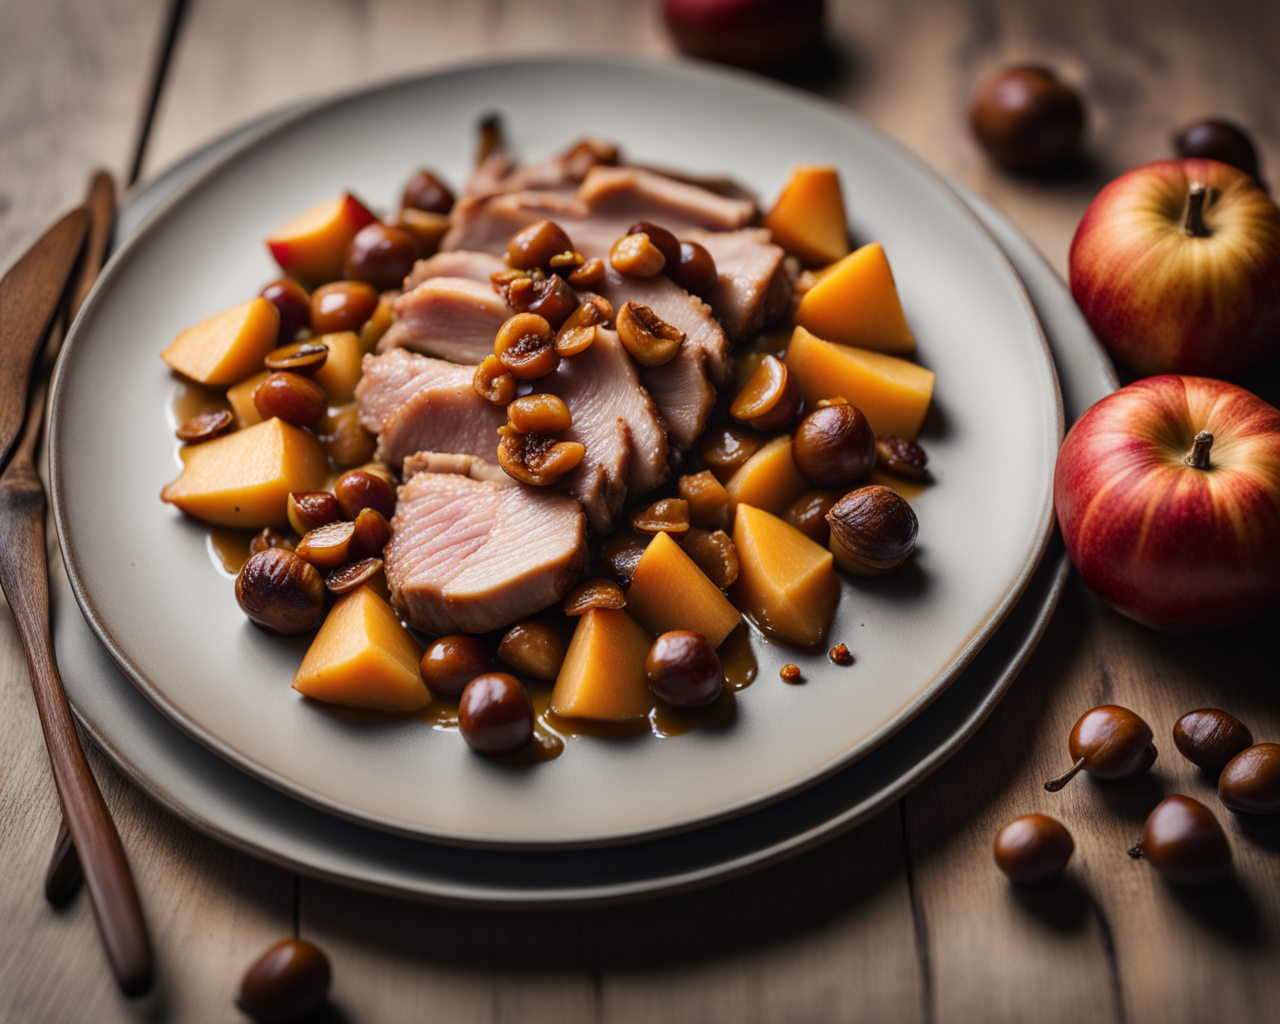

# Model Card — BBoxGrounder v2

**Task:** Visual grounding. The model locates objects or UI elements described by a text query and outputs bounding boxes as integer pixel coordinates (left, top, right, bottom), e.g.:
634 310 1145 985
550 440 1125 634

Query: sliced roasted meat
403 250 508 290
386 471 588 635
402 451 513 485
442 192 589 260
466 138 619 198
684 228 794 343
533 327 670 531
377 277 511 363
356 350 506 469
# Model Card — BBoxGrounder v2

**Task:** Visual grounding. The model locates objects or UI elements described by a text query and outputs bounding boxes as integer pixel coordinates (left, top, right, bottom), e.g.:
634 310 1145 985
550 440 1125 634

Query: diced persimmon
161 298 280 385
761 165 850 267
161 417 328 528
312 331 363 404
679 470 730 530
292 585 429 712
724 434 808 518
784 326 935 439
266 193 376 284
549 608 653 721
795 242 915 354
732 504 839 647
626 531 741 647
357 295 395 353
227 370 270 429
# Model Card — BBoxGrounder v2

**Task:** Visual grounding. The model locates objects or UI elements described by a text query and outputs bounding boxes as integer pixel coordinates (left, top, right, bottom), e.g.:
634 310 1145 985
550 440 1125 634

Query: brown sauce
171 379 231 426
866 466 930 502
208 526 256 576
717 624 758 691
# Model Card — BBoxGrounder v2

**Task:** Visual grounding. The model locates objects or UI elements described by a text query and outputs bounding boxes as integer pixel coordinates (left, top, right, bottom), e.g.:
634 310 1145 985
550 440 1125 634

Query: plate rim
50 54 1064 849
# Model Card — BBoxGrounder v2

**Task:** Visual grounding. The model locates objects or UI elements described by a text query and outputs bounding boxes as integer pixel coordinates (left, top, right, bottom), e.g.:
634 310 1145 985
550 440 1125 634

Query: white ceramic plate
51 57 1062 848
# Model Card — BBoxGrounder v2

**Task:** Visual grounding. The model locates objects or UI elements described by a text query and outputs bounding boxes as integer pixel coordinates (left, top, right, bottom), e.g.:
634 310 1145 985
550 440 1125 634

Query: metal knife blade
0 207 90 471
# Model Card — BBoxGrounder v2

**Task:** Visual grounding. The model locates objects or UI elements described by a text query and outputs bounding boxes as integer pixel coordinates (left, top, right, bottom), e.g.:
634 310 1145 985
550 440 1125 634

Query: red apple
1069 159 1280 376
266 193 376 285
662 0 824 71
1054 375 1280 632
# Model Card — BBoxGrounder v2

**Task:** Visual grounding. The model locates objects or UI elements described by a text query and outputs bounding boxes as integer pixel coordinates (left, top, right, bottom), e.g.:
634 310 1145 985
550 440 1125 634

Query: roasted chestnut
631 498 692 539
496 429 584 487
325 557 383 595
317 405 377 469
1173 708 1253 771
993 814 1074 884
611 232 667 277
600 531 649 586
287 491 341 536
459 672 535 754
334 468 396 521
1045 705 1156 791
505 273 579 330
249 528 293 556
1174 119 1260 180
681 527 739 590
260 278 311 346
264 340 328 375
473 355 517 405
1135 795 1231 885
697 425 764 483
784 490 840 544
175 409 232 443
311 280 378 335
237 938 331 1024
562 578 627 616
1218 743 1280 815
295 520 356 572
421 635 495 697
344 222 419 291
494 313 558 379
506 394 572 435
875 435 929 479
668 241 717 298
348 507 391 560
402 170 455 214
253 371 326 427
826 485 918 575
792 402 876 489
730 354 802 432
497 620 566 681
554 295 611 357
235 549 326 634
627 221 680 265
646 630 723 709
615 301 684 367
970 66 1085 170
507 220 575 271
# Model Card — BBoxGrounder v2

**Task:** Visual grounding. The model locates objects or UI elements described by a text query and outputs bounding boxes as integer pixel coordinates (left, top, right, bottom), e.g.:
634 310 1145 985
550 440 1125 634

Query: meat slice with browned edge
378 277 512 364
403 250 508 290
386 471 588 635
684 228 794 343
465 138 619 198
356 350 506 469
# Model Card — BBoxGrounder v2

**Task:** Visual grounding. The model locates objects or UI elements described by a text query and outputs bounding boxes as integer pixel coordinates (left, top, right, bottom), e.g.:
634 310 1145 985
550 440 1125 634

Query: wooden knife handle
0 459 152 996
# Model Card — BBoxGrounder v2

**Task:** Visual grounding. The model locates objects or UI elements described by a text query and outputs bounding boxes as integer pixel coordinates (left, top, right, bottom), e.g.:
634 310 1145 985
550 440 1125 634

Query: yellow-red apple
1054 375 1280 632
1069 159 1280 375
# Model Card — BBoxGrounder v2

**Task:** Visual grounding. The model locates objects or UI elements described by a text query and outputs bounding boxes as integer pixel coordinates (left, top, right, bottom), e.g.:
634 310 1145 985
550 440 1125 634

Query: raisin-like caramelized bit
631 498 691 539
496 429 585 486
616 301 684 367
175 409 233 443
875 435 929 478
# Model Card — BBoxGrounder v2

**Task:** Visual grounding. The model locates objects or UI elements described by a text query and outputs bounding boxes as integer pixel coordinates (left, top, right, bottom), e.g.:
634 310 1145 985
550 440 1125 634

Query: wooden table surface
3 1 1279 1020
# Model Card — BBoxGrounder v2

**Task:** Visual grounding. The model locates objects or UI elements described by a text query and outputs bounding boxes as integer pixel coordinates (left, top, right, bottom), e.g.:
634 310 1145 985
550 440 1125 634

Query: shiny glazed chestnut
1174 119 1261 180
993 814 1074 884
311 280 379 334
826 486 918 575
970 66 1085 170
459 672 535 754
287 491 341 536
731 354 802 432
344 222 419 290
646 630 723 709
1137 794 1231 885
237 938 331 1023
792 403 876 489
402 170 455 214
253 371 326 427
507 220 574 271
1045 705 1156 791
1218 743 1280 815
497 620 566 680
235 549 326 635
260 279 311 346
668 241 717 298
334 468 396 521
506 273 579 330
1173 708 1253 771
421 635 495 697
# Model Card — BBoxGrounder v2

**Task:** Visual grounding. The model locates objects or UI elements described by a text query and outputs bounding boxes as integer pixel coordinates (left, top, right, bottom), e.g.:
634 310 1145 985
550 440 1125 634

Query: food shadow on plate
843 555 928 602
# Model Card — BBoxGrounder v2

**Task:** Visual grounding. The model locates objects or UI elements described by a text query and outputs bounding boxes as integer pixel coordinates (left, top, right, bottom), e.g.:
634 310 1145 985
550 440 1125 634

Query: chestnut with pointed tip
1133 794 1231 885
994 814 1074 884
1173 708 1253 771
1045 705 1156 791
1218 743 1280 815
237 938 331 1023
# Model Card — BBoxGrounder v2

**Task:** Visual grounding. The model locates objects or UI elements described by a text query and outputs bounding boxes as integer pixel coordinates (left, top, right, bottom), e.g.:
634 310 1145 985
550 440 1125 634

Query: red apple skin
663 0 824 71
1055 375 1280 632
1069 159 1280 376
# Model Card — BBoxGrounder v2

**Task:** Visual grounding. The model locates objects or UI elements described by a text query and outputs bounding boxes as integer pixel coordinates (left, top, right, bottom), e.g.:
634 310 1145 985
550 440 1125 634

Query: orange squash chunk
784 326 935 439
311 331 364 404
161 297 280 386
227 369 270 429
550 608 653 721
292 585 429 712
161 417 328 528
266 192 376 284
357 295 396 353
679 470 730 530
724 434 808 518
732 504 839 647
795 242 915 354
761 165 850 267
626 531 741 647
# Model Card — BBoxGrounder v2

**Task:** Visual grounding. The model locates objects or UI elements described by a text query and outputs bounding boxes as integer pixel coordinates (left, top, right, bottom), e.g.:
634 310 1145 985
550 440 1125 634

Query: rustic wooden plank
0 1 298 1019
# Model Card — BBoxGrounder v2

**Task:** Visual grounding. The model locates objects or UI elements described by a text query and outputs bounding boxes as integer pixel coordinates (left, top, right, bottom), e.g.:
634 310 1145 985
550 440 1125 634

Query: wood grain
6 0 1280 1019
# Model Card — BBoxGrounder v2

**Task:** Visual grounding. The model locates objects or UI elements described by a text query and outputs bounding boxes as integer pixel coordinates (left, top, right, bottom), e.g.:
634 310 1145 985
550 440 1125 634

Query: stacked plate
49 58 1115 906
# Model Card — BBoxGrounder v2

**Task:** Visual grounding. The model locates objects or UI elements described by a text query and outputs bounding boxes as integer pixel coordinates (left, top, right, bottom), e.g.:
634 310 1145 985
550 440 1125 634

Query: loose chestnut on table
969 65 1085 171
1173 119 1261 181
1173 708 1253 771
237 938 331 1023
1218 743 1280 815
1133 795 1231 885
993 814 1074 885
1045 705 1156 791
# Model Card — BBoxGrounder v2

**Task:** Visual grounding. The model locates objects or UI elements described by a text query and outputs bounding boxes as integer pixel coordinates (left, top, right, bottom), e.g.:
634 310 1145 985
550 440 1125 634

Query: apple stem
1185 430 1214 470
1044 757 1086 792
1184 182 1210 237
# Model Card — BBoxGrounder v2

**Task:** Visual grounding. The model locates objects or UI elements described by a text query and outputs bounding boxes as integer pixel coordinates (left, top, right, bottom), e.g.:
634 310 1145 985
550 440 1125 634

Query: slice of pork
386 472 587 635
377 277 511 363
356 351 506 470
684 228 793 343
402 451 515 486
403 250 508 291
465 138 619 198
